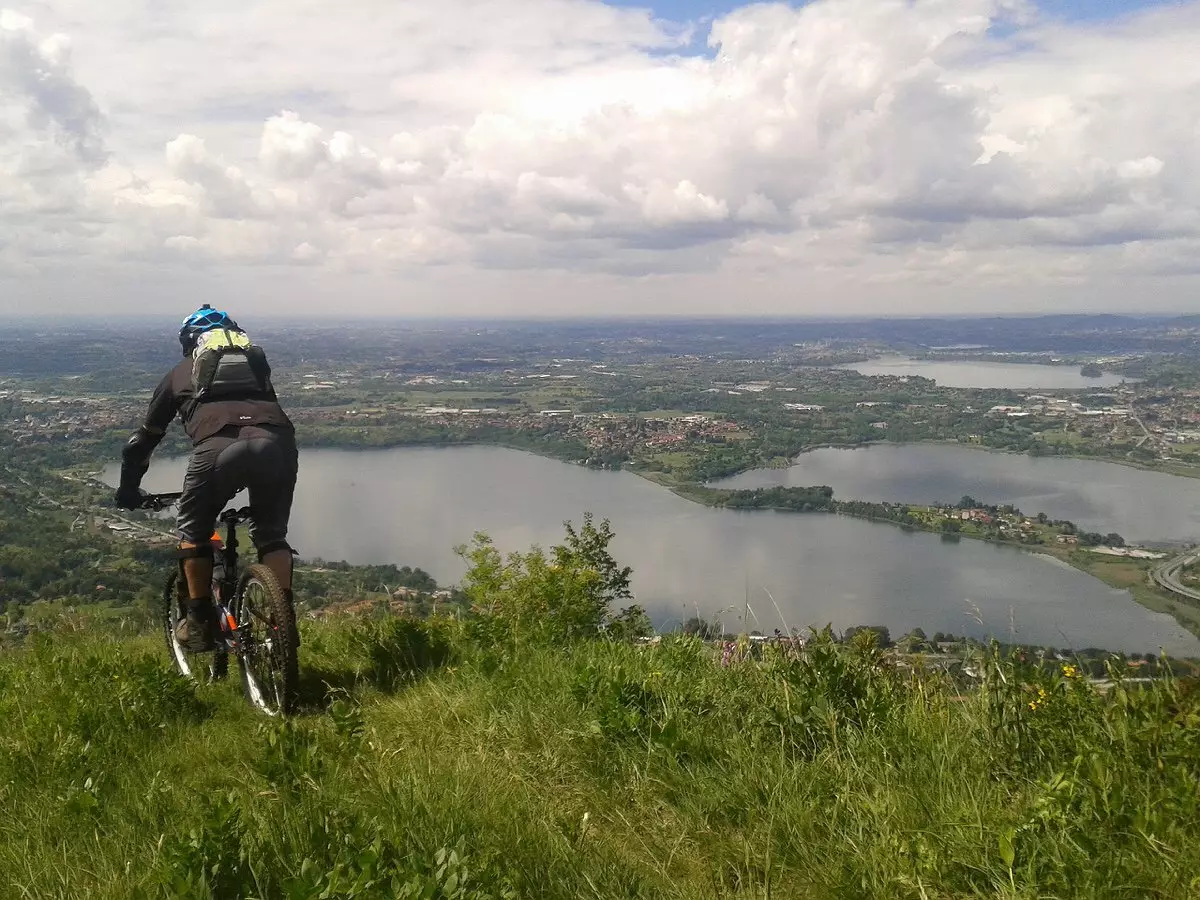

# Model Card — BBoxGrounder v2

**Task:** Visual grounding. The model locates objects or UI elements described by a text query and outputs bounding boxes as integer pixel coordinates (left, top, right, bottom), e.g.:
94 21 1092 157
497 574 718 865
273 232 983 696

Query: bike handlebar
139 492 253 524
140 492 182 511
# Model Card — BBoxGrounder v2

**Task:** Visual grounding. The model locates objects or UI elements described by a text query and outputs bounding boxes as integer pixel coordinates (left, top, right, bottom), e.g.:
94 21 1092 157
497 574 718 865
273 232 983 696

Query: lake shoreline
833 355 1138 389
901 439 1200 481
673 447 1200 639
677 483 1200 640
102 440 1200 653
296 434 1200 639
425 436 1200 641
719 438 1200 483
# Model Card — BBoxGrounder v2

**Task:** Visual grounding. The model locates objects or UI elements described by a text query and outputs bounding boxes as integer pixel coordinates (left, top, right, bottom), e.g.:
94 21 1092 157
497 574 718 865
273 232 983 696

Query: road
1150 548 1200 603
3 465 175 541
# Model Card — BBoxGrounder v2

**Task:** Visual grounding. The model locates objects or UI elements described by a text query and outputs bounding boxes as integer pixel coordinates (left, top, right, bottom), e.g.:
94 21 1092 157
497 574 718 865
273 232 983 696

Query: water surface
714 444 1200 543
837 356 1133 389
107 446 1199 654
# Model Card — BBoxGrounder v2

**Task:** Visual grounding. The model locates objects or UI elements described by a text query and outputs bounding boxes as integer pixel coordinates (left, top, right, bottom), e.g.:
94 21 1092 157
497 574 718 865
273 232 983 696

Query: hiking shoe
175 602 218 653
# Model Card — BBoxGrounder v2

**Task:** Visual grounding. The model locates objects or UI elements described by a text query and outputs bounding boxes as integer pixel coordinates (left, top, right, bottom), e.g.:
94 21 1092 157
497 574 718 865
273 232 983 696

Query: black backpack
190 327 273 400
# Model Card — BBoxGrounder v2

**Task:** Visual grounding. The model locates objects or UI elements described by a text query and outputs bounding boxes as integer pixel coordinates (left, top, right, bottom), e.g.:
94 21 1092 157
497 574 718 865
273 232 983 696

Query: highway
1150 549 1200 603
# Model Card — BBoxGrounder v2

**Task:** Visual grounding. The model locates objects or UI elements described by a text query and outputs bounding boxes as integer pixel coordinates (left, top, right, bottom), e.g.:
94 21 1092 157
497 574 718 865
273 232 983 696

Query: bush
455 513 639 646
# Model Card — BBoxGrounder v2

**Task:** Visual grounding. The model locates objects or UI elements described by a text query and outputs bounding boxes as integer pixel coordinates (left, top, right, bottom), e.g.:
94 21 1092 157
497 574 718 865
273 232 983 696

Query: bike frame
143 492 252 651
142 489 296 716
213 506 244 598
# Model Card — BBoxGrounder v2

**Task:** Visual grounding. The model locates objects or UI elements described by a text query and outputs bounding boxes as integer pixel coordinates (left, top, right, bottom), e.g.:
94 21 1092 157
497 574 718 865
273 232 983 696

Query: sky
1 0 1198 320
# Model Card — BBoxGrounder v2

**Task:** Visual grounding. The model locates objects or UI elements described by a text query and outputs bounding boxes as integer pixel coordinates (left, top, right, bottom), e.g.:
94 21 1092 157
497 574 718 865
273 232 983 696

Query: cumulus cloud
0 10 104 162
1 0 1199 316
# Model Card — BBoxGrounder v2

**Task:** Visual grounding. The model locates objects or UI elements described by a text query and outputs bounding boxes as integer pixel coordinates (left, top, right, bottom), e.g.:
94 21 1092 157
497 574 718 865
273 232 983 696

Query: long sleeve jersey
119 358 294 488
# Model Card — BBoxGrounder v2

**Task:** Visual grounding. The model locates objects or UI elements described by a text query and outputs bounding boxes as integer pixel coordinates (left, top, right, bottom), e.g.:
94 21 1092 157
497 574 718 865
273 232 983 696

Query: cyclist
115 305 299 652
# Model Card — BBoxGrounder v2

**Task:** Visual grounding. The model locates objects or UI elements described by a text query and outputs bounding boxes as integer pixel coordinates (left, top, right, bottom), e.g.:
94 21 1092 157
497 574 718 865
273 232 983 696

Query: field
2 615 1199 899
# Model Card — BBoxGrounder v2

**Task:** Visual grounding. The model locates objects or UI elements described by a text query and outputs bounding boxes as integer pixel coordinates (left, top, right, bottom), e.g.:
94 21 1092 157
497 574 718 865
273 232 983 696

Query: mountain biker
114 305 299 652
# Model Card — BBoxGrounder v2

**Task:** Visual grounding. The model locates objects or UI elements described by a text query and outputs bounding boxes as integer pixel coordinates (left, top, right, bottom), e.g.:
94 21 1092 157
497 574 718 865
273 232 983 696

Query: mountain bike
142 491 298 716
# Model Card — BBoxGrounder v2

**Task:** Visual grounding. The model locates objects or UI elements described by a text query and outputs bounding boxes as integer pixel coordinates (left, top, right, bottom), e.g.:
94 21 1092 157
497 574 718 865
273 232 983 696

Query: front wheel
232 564 298 716
161 570 228 682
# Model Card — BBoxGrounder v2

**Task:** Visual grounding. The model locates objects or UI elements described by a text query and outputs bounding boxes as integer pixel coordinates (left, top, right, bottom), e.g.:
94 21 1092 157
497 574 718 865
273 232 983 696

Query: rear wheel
232 564 297 716
161 570 228 682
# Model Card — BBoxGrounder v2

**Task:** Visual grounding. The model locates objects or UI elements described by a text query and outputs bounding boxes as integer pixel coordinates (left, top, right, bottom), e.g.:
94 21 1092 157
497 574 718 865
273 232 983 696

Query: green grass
3 618 1200 898
1037 431 1084 447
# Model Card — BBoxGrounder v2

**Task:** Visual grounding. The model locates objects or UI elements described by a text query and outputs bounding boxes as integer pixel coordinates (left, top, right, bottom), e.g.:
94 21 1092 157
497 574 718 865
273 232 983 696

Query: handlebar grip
140 492 183 510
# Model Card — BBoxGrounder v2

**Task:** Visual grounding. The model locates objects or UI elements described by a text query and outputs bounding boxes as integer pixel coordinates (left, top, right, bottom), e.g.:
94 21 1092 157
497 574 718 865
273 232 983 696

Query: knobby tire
161 570 228 682
235 564 298 716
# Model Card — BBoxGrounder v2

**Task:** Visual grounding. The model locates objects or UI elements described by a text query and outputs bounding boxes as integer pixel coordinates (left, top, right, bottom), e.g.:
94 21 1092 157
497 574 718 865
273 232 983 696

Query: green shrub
455 513 636 647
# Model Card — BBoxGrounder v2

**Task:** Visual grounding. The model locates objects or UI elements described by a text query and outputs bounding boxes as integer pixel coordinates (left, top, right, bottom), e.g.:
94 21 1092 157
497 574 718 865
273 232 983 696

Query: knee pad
256 540 296 563
177 542 215 584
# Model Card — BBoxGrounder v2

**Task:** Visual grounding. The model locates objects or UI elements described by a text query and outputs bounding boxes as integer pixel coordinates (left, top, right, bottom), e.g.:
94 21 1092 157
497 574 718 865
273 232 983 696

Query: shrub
455 513 639 646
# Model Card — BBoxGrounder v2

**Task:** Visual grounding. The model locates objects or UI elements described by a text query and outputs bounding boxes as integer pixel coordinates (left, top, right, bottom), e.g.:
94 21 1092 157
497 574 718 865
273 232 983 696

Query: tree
606 604 653 641
556 513 633 611
456 512 636 645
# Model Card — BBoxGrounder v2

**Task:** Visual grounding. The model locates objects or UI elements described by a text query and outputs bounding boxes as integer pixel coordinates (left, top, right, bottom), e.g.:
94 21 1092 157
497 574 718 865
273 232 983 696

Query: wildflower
1062 664 1079 679
720 642 736 667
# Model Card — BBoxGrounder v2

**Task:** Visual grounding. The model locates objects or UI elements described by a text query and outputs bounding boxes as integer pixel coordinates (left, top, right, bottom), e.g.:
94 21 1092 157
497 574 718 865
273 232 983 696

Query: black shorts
177 424 298 550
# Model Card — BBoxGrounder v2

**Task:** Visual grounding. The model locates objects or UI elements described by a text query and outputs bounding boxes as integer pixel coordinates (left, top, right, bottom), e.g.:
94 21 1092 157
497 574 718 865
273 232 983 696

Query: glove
115 484 146 510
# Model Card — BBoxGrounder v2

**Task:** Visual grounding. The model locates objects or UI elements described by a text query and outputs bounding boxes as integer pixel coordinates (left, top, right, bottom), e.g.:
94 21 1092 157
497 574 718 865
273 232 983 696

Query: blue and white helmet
179 304 240 352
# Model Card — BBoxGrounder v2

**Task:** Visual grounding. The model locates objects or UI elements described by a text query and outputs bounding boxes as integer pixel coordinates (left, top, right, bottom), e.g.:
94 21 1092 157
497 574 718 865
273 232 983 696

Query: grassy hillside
2 615 1199 899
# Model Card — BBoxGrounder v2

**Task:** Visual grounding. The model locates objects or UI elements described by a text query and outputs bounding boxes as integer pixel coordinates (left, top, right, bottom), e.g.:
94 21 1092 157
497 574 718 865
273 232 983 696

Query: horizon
1 309 1196 326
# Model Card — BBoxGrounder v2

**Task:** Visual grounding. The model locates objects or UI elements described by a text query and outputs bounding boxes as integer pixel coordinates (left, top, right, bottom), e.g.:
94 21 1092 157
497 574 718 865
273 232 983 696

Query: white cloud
260 112 328 180
1 0 1199 316
637 180 729 227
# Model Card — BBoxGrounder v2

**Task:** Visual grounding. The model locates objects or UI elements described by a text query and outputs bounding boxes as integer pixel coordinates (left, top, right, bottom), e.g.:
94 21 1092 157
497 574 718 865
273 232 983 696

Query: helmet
179 304 240 353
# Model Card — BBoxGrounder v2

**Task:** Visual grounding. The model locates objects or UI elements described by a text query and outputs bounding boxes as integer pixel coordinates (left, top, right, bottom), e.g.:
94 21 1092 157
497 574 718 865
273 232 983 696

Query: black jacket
120 358 294 488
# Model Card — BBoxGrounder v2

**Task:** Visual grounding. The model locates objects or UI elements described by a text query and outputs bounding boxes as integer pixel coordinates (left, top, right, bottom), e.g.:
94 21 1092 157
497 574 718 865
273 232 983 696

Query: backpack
190 327 273 401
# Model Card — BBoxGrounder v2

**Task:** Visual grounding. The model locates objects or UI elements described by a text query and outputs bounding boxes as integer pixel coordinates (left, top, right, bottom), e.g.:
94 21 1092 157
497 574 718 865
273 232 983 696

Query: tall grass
1 618 1198 898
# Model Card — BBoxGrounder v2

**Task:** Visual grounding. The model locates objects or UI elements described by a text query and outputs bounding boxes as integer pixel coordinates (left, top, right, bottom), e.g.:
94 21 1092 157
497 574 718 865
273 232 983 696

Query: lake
836 356 1133 389
712 443 1200 544
106 445 1200 655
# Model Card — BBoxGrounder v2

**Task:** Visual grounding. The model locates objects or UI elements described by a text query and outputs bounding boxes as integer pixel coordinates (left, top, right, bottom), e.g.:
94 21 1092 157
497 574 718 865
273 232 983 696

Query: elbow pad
121 426 164 478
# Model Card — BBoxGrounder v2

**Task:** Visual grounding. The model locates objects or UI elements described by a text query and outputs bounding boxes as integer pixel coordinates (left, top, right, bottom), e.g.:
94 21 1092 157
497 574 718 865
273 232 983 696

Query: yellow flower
1062 664 1079 679
1037 687 1047 698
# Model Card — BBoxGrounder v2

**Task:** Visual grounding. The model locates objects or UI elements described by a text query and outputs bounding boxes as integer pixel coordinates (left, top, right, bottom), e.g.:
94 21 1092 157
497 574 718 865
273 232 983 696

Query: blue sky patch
606 0 1181 26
